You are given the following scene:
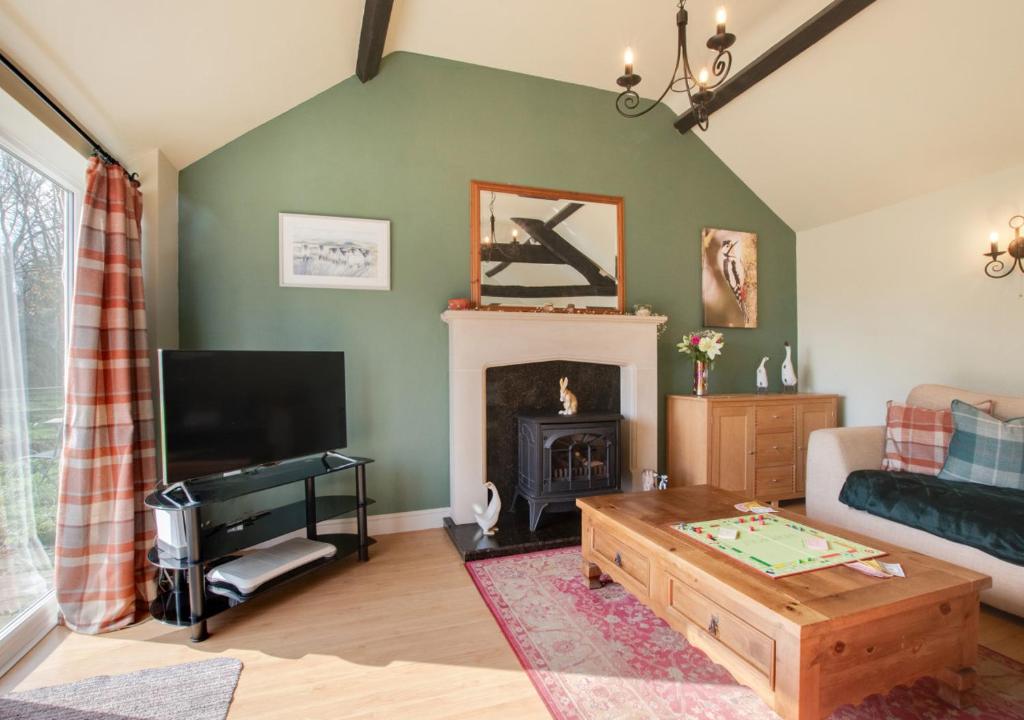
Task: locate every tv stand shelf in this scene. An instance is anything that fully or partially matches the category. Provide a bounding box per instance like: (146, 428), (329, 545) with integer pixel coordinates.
(145, 455), (374, 642)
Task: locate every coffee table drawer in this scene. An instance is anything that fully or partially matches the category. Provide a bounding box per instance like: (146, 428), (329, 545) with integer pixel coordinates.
(666, 574), (775, 682)
(591, 524), (650, 596)
(756, 405), (795, 432)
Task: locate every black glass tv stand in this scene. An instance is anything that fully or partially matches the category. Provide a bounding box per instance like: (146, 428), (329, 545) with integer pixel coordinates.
(145, 454), (374, 642)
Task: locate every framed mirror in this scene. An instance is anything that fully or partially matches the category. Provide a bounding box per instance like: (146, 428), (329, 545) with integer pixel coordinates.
(470, 181), (624, 312)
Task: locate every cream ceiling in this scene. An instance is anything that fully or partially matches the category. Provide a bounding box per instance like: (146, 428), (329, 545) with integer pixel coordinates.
(2, 0), (1022, 230)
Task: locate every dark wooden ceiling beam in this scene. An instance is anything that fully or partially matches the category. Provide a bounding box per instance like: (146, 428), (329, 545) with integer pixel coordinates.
(511, 217), (615, 287)
(355, 0), (394, 83)
(674, 0), (876, 134)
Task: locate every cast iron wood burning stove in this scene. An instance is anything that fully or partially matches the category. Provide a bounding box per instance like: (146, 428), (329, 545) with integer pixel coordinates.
(513, 412), (622, 531)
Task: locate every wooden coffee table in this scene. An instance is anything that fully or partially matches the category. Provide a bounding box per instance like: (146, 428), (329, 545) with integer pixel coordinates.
(577, 486), (992, 720)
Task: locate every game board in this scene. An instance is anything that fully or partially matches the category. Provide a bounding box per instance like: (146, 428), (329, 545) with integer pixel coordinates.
(671, 514), (885, 578)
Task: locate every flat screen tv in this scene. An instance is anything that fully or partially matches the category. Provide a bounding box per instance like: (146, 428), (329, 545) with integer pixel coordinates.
(159, 350), (347, 483)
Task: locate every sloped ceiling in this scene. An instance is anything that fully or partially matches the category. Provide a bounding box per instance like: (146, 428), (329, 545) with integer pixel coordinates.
(2, 0), (1022, 230)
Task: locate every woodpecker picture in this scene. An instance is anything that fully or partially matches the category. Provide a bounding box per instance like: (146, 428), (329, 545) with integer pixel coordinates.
(701, 228), (758, 328)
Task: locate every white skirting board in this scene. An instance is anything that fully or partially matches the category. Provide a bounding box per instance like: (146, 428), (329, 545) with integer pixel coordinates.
(250, 506), (450, 549)
(329, 506), (450, 535)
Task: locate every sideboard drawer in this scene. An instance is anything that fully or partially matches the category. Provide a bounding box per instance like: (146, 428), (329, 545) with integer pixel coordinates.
(755, 432), (795, 468)
(591, 524), (651, 596)
(755, 466), (796, 496)
(665, 573), (775, 682)
(756, 405), (795, 433)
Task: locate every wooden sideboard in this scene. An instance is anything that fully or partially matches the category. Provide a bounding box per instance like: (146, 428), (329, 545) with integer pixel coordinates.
(666, 393), (839, 501)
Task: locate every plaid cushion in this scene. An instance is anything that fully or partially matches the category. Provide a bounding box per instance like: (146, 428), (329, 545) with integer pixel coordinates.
(938, 400), (1024, 489)
(881, 400), (992, 475)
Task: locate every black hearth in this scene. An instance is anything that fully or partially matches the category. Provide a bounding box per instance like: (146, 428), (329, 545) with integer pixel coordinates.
(513, 412), (621, 530)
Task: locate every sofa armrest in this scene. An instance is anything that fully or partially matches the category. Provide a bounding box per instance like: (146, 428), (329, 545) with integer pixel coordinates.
(805, 426), (885, 522)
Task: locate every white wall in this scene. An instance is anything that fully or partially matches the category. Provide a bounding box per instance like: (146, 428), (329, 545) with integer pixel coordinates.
(131, 148), (179, 470)
(131, 148), (179, 353)
(798, 162), (1024, 427)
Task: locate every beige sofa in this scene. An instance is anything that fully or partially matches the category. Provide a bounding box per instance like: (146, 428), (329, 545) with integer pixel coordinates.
(806, 384), (1024, 616)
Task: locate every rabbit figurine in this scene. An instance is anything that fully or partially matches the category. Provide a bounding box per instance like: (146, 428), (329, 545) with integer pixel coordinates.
(558, 377), (578, 416)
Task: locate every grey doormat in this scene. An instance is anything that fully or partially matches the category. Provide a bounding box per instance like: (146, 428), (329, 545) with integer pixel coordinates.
(0, 657), (242, 719)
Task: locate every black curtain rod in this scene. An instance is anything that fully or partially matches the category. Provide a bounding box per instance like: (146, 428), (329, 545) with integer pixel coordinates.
(0, 49), (132, 175)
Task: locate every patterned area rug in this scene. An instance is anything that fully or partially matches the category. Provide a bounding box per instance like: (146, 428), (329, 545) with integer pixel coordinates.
(0, 657), (242, 719)
(467, 547), (1024, 720)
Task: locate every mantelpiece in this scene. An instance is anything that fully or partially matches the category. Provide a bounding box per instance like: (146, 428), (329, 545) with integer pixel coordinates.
(442, 310), (665, 524)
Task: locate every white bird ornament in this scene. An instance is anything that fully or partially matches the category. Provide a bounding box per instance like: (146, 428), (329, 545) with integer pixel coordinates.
(781, 341), (798, 392)
(473, 481), (501, 536)
(756, 357), (769, 393)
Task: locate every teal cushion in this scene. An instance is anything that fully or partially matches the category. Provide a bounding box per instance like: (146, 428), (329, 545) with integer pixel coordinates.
(938, 400), (1024, 489)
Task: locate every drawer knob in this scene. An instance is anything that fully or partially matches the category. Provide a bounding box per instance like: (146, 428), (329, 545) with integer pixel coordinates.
(708, 615), (719, 637)
(614, 552), (622, 567)
(772, 445), (781, 451)
(772, 414), (780, 420)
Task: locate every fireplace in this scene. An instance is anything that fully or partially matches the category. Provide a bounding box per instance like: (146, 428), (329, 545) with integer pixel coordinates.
(441, 310), (664, 560)
(514, 412), (622, 530)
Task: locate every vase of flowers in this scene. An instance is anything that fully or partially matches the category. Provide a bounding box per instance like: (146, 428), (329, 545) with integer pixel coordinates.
(677, 330), (725, 396)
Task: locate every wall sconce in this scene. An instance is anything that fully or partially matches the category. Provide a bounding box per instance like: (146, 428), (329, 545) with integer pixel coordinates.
(984, 215), (1024, 278)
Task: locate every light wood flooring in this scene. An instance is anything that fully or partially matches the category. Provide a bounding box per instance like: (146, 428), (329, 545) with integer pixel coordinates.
(2, 526), (1022, 719)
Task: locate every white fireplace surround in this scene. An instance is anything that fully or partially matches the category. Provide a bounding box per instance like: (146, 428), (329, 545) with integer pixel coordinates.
(442, 310), (666, 525)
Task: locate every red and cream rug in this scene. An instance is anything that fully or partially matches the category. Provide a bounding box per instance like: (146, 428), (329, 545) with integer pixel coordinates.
(467, 546), (1024, 720)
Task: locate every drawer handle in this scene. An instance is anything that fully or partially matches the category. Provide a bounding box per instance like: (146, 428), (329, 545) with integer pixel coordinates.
(772, 414), (781, 420)
(708, 615), (719, 637)
(614, 552), (622, 567)
(772, 445), (781, 451)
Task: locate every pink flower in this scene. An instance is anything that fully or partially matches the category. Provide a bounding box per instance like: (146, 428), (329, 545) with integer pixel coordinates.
(691, 336), (700, 346)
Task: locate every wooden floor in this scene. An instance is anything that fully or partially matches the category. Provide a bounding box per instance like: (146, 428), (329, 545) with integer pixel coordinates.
(2, 527), (1022, 719)
(0, 530), (551, 719)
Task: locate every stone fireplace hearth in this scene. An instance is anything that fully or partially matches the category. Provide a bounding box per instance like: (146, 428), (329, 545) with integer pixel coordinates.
(441, 310), (664, 560)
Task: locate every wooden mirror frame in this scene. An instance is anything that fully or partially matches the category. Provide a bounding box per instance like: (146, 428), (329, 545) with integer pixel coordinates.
(470, 180), (625, 313)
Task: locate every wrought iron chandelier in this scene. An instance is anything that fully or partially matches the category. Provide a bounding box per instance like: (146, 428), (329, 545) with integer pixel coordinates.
(615, 1), (736, 131)
(984, 215), (1024, 279)
(481, 192), (525, 260)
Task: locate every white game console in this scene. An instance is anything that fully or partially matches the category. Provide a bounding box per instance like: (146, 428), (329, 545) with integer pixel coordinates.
(206, 537), (337, 597)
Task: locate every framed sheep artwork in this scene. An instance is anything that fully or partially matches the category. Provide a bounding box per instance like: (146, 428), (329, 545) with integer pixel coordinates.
(279, 212), (391, 291)
(701, 227), (757, 328)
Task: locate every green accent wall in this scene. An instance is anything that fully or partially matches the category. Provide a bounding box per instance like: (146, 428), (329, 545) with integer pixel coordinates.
(178, 52), (796, 516)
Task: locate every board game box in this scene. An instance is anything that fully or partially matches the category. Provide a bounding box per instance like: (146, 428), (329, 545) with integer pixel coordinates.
(670, 514), (886, 578)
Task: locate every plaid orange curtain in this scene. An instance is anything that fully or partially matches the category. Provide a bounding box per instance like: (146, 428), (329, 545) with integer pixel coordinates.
(55, 157), (157, 633)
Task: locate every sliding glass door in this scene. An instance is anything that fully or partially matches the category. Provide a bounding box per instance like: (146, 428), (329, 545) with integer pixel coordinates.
(0, 142), (73, 660)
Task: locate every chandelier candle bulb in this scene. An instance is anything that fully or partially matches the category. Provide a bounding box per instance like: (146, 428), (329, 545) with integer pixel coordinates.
(612, 0), (736, 130)
(982, 214), (1024, 278)
(698, 68), (710, 88)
